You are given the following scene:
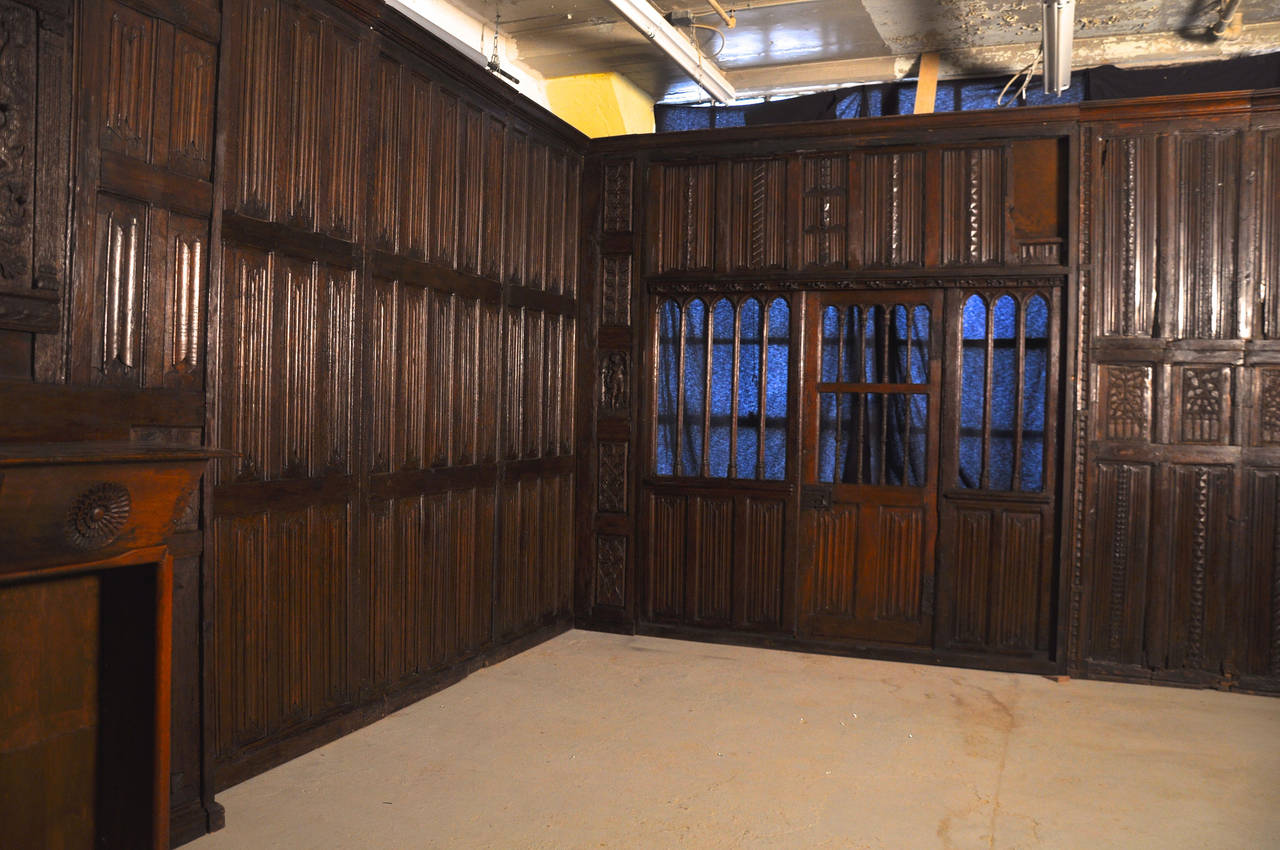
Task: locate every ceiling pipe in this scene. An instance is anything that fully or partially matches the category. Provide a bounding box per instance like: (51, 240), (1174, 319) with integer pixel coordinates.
(605, 0), (737, 102)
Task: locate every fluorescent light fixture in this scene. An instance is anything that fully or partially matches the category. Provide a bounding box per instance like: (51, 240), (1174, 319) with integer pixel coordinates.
(1042, 0), (1076, 95)
(605, 0), (737, 103)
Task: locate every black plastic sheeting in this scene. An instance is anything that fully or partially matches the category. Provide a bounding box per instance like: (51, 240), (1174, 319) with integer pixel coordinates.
(654, 53), (1279, 133)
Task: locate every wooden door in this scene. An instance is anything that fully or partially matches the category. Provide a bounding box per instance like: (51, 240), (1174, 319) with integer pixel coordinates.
(799, 291), (942, 644)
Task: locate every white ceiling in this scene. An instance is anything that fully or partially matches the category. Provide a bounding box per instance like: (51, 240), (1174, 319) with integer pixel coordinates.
(453, 0), (1280, 102)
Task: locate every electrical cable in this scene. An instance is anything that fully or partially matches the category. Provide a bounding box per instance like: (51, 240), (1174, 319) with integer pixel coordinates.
(997, 45), (1042, 106)
(691, 22), (726, 57)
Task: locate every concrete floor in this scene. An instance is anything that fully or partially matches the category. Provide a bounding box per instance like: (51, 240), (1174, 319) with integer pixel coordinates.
(189, 631), (1280, 849)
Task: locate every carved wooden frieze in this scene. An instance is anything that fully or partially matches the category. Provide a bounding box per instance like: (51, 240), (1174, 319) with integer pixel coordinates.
(597, 441), (627, 514)
(599, 350), (629, 412)
(1097, 363), (1151, 441)
(600, 255), (631, 327)
(602, 160), (632, 233)
(595, 533), (626, 608)
(0, 0), (35, 291)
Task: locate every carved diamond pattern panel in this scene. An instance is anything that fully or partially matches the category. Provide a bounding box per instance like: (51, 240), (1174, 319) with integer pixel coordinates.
(1096, 363), (1152, 442)
(597, 441), (627, 514)
(1096, 134), (1158, 337)
(729, 158), (786, 271)
(864, 151), (924, 267)
(600, 255), (631, 327)
(1175, 365), (1230, 445)
(602, 160), (632, 233)
(595, 533), (627, 609)
(801, 154), (847, 268)
(941, 146), (1004, 266)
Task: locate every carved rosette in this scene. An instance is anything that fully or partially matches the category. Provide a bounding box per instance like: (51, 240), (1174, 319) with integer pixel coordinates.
(65, 482), (131, 550)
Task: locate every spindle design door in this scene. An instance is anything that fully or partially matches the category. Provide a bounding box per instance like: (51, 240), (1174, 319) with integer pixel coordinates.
(800, 290), (942, 643)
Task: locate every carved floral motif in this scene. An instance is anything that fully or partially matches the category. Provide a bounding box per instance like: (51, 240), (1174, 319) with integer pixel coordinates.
(1105, 365), (1148, 440)
(595, 534), (626, 608)
(65, 482), (131, 550)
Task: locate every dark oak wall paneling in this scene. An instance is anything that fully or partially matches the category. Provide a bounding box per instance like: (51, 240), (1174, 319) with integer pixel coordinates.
(581, 91), (1280, 694)
(210, 0), (585, 799)
(1073, 103), (1280, 692)
(0, 0), (584, 843)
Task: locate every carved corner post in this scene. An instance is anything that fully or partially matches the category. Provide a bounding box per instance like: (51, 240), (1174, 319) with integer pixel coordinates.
(576, 154), (639, 631)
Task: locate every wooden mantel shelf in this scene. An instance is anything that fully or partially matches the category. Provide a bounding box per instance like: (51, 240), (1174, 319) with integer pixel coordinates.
(0, 440), (223, 849)
(0, 441), (227, 579)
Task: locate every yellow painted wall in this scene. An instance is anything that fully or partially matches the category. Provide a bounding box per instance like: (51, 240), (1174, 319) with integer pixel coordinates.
(545, 72), (655, 138)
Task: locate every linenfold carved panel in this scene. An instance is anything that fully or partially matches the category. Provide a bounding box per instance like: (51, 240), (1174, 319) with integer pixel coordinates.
(164, 216), (206, 388)
(321, 27), (358, 239)
(370, 58), (399, 251)
(1171, 132), (1239, 340)
(1262, 131), (1280, 339)
(169, 33), (216, 179)
(656, 162), (714, 272)
(281, 5), (322, 229)
(729, 158), (786, 271)
(1087, 461), (1152, 664)
(218, 246), (272, 483)
(1166, 464), (1231, 671)
(864, 151), (924, 267)
(234, 0), (278, 218)
(941, 146), (1004, 266)
(102, 1), (154, 160)
(1096, 134), (1158, 337)
(95, 195), (148, 385)
(806, 505), (858, 618)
